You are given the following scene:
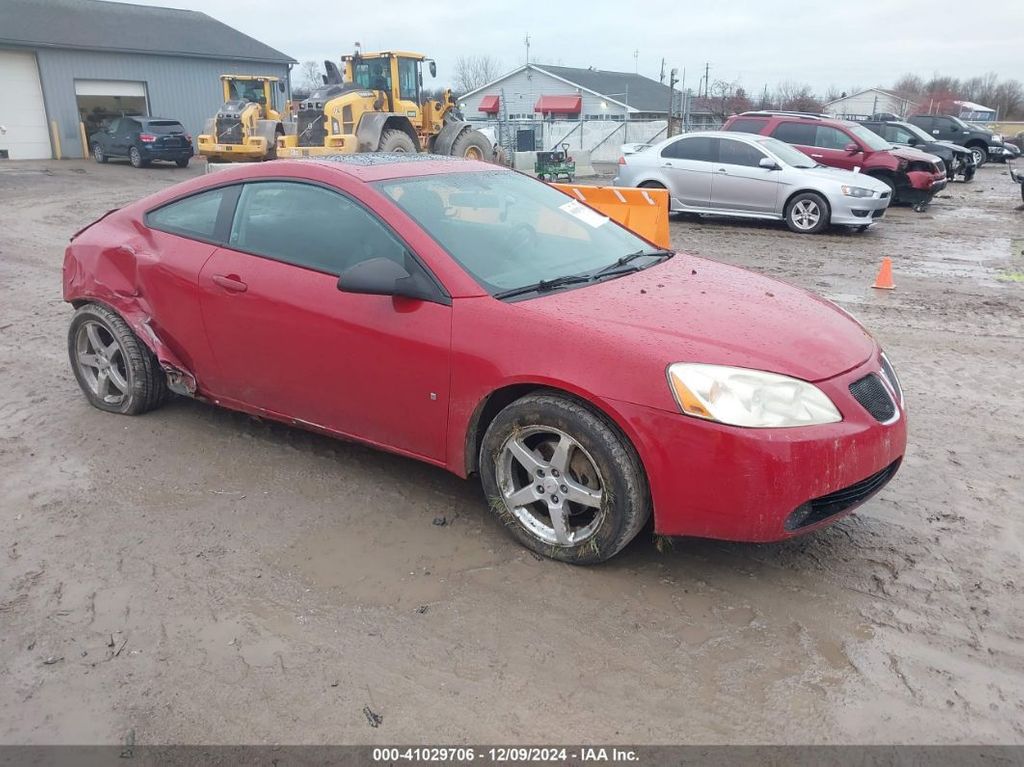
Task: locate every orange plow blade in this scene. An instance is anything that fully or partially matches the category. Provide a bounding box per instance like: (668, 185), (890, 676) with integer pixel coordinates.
(551, 183), (671, 249)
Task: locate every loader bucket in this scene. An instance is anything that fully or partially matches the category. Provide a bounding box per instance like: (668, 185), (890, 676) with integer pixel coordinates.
(550, 183), (670, 249)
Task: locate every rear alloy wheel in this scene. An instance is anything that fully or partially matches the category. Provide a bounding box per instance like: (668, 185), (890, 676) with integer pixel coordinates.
(969, 145), (988, 167)
(68, 303), (169, 415)
(479, 393), (650, 564)
(93, 144), (107, 164)
(450, 129), (491, 161)
(129, 146), (148, 168)
(785, 192), (830, 234)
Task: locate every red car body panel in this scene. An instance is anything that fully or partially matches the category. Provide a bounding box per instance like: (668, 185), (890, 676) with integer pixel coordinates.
(63, 158), (907, 543)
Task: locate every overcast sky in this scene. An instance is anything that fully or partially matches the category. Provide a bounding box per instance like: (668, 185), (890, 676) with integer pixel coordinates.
(135, 0), (1021, 93)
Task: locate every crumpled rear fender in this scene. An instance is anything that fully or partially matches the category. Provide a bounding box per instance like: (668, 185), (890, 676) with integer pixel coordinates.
(62, 238), (197, 395)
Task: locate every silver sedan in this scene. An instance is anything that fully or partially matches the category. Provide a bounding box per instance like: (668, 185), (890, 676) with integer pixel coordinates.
(614, 131), (892, 234)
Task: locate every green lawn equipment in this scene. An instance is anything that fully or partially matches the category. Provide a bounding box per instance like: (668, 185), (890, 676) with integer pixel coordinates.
(535, 143), (575, 182)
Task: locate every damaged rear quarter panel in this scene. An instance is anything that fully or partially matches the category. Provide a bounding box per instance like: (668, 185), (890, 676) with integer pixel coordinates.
(63, 210), (218, 396)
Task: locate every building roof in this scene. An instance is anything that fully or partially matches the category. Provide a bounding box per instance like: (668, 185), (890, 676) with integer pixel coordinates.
(824, 87), (913, 107)
(953, 100), (995, 113)
(0, 0), (295, 63)
(462, 63), (678, 113)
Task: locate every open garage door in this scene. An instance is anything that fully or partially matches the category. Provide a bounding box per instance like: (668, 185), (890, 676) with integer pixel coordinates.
(0, 50), (51, 160)
(75, 80), (149, 139)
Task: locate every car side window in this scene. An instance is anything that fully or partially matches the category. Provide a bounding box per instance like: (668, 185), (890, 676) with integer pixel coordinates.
(770, 122), (816, 146)
(661, 136), (717, 162)
(718, 139), (766, 167)
(814, 126), (851, 150)
(893, 126), (914, 144)
(147, 187), (229, 241)
(725, 118), (768, 134)
(106, 118), (120, 135)
(228, 181), (406, 275)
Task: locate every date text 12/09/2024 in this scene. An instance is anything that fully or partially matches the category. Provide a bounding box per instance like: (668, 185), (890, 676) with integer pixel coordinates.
(372, 747), (640, 762)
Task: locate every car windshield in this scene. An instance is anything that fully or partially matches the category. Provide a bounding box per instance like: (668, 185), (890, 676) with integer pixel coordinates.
(375, 171), (665, 297)
(899, 122), (934, 143)
(846, 124), (893, 151)
(753, 136), (816, 168)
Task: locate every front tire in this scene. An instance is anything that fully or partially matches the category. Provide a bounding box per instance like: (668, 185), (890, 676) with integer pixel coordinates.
(479, 393), (650, 564)
(377, 129), (417, 153)
(969, 145), (988, 167)
(784, 191), (830, 234)
(68, 304), (169, 415)
(93, 144), (107, 164)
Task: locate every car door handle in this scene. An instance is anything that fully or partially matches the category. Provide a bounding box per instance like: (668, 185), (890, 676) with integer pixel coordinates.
(663, 161), (674, 167)
(212, 274), (248, 293)
(716, 167), (728, 173)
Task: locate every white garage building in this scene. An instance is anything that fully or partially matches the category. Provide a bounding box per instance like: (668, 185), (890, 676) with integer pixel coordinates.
(0, 0), (294, 160)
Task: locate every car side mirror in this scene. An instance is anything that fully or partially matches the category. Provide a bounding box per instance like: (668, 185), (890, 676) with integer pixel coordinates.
(845, 143), (860, 154)
(758, 157), (781, 170)
(337, 257), (436, 302)
(907, 137), (918, 146)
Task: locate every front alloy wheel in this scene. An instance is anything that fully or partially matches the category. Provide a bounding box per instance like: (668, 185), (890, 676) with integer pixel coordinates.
(479, 393), (650, 564)
(785, 192), (830, 234)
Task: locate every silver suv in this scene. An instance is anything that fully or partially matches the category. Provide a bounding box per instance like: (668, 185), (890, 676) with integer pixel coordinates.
(613, 131), (892, 234)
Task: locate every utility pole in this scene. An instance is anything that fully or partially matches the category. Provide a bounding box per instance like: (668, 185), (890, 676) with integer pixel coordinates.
(634, 49), (639, 74)
(666, 67), (678, 137)
(704, 62), (710, 98)
(659, 58), (665, 84)
(524, 33), (530, 65)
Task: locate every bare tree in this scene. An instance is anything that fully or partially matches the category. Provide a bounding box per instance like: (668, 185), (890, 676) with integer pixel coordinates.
(298, 60), (323, 91)
(771, 81), (822, 112)
(706, 79), (751, 120)
(453, 56), (503, 94)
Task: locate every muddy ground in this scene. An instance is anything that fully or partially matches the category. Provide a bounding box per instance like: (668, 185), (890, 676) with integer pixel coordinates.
(1, 159), (1022, 746)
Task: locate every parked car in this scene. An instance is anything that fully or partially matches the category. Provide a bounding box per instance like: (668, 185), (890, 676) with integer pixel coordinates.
(858, 118), (976, 182)
(90, 116), (193, 168)
(907, 114), (1004, 166)
(614, 131), (891, 234)
(723, 111), (946, 206)
(62, 155), (907, 564)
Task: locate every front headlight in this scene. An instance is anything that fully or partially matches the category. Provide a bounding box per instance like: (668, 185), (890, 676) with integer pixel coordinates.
(841, 185), (875, 198)
(666, 363), (842, 428)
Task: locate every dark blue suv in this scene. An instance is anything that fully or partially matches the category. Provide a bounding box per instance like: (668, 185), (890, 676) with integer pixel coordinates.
(90, 116), (193, 168)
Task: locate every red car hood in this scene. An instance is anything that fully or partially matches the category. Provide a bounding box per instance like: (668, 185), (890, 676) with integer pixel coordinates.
(889, 145), (939, 163)
(519, 254), (875, 382)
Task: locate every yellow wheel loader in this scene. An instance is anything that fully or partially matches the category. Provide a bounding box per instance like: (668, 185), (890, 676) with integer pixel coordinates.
(277, 50), (493, 160)
(197, 75), (288, 162)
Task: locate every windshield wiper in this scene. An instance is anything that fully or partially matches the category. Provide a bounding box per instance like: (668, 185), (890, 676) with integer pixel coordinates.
(493, 273), (593, 300)
(591, 248), (674, 279)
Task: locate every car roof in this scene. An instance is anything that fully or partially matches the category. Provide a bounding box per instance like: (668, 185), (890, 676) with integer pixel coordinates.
(302, 153), (500, 182)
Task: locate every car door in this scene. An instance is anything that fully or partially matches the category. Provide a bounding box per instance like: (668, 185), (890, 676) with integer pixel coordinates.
(809, 125), (861, 170)
(99, 118), (120, 156)
(709, 137), (779, 214)
(658, 136), (717, 209)
(113, 119), (136, 156)
(197, 180), (452, 462)
(930, 117), (957, 141)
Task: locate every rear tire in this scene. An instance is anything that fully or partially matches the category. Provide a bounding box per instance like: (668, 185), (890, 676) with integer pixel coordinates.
(784, 191), (830, 234)
(68, 303), (169, 415)
(479, 393), (650, 564)
(175, 157), (190, 168)
(450, 129), (491, 161)
(377, 129), (417, 153)
(129, 146), (148, 168)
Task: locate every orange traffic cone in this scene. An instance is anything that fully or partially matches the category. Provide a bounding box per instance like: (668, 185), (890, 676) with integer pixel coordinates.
(872, 257), (895, 290)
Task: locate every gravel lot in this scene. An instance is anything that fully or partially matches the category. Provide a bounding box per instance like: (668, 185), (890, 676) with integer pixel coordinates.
(1, 158), (1022, 745)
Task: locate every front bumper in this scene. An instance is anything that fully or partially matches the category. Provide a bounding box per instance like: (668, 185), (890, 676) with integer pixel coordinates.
(611, 352), (907, 542)
(197, 140), (268, 161)
(278, 145), (348, 159)
(828, 193), (890, 226)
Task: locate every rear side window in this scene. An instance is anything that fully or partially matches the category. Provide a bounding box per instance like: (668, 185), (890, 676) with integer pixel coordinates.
(771, 122), (816, 145)
(228, 181), (405, 275)
(725, 118), (769, 134)
(147, 187), (228, 241)
(661, 136), (717, 162)
(718, 139), (767, 167)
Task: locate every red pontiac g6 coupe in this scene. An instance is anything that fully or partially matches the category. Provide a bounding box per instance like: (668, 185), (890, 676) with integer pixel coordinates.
(63, 155), (907, 564)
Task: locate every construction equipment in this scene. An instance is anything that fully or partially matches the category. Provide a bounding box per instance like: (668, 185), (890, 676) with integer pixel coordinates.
(277, 49), (492, 160)
(197, 75), (288, 162)
(535, 143), (575, 182)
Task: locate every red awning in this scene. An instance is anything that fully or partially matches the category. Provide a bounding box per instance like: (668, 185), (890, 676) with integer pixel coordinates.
(534, 95), (582, 114)
(478, 95), (500, 113)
